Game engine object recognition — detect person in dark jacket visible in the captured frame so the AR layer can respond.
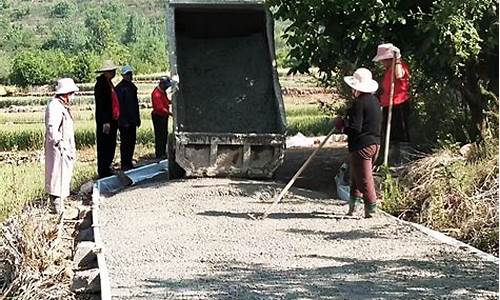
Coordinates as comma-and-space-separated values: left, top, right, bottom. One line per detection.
334, 68, 382, 218
94, 60, 120, 178
116, 65, 141, 171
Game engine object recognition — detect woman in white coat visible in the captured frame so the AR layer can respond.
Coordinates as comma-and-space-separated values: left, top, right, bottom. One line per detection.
45, 78, 78, 215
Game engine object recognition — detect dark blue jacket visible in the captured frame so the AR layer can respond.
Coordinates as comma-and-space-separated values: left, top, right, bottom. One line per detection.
116, 80, 141, 127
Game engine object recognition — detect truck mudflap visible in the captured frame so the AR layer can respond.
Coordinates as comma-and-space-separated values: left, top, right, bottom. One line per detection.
174, 132, 285, 178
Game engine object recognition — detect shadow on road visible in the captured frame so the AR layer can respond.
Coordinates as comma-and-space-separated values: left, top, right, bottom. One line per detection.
131, 254, 498, 299
198, 210, 356, 220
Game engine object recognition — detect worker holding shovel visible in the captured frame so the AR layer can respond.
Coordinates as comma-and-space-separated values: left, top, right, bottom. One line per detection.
45, 78, 78, 215
335, 68, 382, 218
372, 43, 411, 166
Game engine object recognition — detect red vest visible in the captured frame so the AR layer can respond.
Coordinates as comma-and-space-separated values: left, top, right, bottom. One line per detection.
380, 61, 410, 107
110, 82, 120, 120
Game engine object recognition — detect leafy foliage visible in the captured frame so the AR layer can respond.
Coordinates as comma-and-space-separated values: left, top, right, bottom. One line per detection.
0, 0, 170, 85
269, 0, 498, 143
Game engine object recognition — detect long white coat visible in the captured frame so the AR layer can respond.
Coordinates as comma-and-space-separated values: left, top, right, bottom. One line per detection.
44, 97, 76, 198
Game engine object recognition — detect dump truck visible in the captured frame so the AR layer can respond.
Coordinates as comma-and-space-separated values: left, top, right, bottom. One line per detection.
166, 0, 287, 179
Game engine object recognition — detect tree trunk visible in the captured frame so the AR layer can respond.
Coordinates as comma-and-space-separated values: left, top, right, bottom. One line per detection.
460, 64, 485, 142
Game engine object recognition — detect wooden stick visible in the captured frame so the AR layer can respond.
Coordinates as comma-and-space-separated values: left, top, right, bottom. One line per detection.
383, 52, 398, 166
258, 128, 337, 220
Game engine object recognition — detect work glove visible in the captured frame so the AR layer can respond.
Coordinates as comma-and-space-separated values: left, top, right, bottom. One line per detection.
333, 117, 345, 132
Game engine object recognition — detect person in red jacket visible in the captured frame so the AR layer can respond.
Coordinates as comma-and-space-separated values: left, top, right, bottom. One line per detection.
151, 77, 172, 159
373, 43, 411, 165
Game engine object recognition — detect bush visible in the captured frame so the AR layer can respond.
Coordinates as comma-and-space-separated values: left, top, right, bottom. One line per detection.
43, 21, 88, 52
51, 1, 75, 18
381, 135, 499, 255
10, 51, 54, 87
0, 51, 12, 84
72, 52, 100, 83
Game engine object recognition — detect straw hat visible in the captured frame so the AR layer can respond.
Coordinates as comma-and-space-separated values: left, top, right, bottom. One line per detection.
343, 68, 378, 94
372, 43, 401, 62
55, 78, 79, 95
96, 60, 118, 72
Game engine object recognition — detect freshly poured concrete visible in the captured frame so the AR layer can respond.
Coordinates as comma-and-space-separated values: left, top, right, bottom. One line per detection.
100, 178, 499, 299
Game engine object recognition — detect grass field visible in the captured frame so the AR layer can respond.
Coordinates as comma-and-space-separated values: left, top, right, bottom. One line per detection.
0, 160, 95, 221
0, 104, 333, 151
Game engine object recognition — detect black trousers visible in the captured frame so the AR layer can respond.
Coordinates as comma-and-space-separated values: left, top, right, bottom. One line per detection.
152, 113, 168, 159
96, 121, 118, 178
382, 101, 410, 143
380, 101, 411, 166
119, 125, 137, 171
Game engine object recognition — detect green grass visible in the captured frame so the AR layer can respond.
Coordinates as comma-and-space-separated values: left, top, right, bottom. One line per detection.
0, 121, 158, 151
0, 160, 96, 222
0, 104, 333, 151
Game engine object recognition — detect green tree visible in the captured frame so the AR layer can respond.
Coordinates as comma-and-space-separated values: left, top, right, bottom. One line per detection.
10, 50, 74, 86
10, 51, 53, 86
0, 51, 12, 84
122, 15, 139, 45
73, 51, 100, 83
84, 12, 113, 53
43, 21, 88, 52
269, 0, 498, 142
0, 0, 9, 10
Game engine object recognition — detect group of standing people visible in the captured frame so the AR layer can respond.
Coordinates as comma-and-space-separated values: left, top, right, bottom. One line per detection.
335, 43, 411, 218
44, 60, 173, 214
93, 60, 172, 178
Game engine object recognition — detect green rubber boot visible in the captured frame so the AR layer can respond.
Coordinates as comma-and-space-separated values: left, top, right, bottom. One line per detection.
347, 196, 363, 216
364, 202, 377, 218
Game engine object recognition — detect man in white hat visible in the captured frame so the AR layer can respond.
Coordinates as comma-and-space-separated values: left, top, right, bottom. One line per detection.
335, 68, 381, 218
94, 60, 119, 178
372, 43, 411, 165
116, 65, 141, 171
45, 78, 78, 215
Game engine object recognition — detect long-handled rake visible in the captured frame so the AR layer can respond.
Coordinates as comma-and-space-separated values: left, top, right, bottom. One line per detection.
248, 127, 336, 220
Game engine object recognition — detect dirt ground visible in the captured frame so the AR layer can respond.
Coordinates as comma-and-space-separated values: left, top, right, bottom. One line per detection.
275, 144, 348, 197
100, 149, 498, 299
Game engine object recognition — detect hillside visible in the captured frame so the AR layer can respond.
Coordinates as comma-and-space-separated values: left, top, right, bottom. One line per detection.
0, 0, 290, 86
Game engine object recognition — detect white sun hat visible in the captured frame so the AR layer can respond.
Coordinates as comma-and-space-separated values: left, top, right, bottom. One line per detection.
121, 65, 133, 75
96, 60, 118, 72
343, 68, 379, 94
372, 43, 401, 62
55, 78, 79, 95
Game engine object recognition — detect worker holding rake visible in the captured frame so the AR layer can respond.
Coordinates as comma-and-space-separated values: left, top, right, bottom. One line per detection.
335, 68, 382, 218
373, 43, 411, 166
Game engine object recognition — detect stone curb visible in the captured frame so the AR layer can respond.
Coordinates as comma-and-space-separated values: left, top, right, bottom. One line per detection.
380, 211, 499, 264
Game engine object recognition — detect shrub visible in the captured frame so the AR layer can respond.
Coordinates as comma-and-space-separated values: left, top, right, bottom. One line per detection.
72, 52, 100, 83
10, 49, 76, 87
51, 1, 75, 18
381, 135, 499, 255
0, 51, 12, 84
10, 51, 53, 87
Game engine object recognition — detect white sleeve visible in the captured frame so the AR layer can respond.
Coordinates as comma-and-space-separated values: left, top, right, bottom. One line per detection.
46, 101, 63, 144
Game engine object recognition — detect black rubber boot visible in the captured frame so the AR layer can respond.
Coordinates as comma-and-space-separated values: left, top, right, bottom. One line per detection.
364, 202, 377, 218
347, 196, 363, 216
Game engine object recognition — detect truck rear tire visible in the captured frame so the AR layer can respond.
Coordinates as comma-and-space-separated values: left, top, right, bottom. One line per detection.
168, 133, 185, 179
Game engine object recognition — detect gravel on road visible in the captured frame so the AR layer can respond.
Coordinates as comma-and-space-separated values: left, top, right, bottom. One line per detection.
100, 178, 499, 299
